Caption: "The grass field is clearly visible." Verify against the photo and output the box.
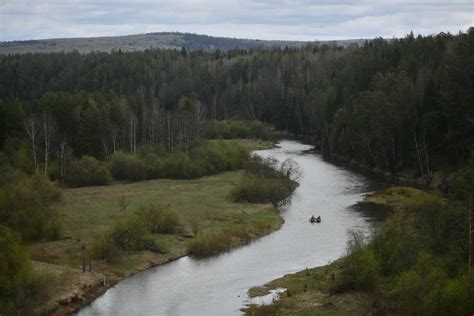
[29,140,282,315]
[56,171,275,241]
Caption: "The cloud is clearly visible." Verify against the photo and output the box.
[0,0,472,41]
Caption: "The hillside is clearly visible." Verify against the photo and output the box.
[0,32,365,54]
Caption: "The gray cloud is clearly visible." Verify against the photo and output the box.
[0,0,472,41]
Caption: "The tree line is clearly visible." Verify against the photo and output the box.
[0,30,472,177]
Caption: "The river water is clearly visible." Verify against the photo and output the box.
[79,140,386,316]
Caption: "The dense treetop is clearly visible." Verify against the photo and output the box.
[0,30,472,173]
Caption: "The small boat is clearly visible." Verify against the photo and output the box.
[310,216,321,223]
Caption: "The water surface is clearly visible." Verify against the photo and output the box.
[79,140,385,316]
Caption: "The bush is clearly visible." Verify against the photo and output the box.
[92,219,166,261]
[65,156,112,187]
[187,230,233,257]
[0,174,62,241]
[159,152,203,179]
[0,226,42,314]
[107,219,161,252]
[190,141,249,174]
[110,151,147,182]
[433,271,474,315]
[232,176,294,205]
[136,204,180,234]
[335,230,379,292]
[91,234,122,263]
[232,157,297,205]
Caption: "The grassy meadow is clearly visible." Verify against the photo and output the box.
[27,139,284,315]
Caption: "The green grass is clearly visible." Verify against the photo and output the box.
[55,170,276,242]
[31,169,283,314]
[363,186,446,212]
[28,139,280,314]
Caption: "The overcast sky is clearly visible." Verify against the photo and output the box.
[0,0,472,41]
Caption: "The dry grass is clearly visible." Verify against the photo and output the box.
[244,260,373,315]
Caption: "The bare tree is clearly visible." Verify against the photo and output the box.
[58,135,69,179]
[43,111,56,176]
[25,114,40,175]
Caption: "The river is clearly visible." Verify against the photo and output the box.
[78,140,386,316]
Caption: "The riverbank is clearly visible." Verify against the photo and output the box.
[243,185,472,315]
[30,139,284,315]
[243,259,373,315]
[326,153,457,193]
[241,187,411,315]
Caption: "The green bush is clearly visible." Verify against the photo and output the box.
[0,226,42,314]
[65,156,112,187]
[92,218,166,260]
[91,234,122,263]
[0,174,62,241]
[108,219,161,252]
[336,230,379,292]
[187,229,233,257]
[136,204,180,234]
[433,271,474,315]
[190,141,249,174]
[159,152,204,179]
[232,157,296,205]
[336,187,471,314]
[372,212,425,276]
[110,151,147,182]
[232,175,294,205]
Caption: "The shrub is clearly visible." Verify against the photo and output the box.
[92,218,166,260]
[232,175,294,205]
[339,247,379,291]
[0,174,62,241]
[372,212,425,276]
[0,226,42,314]
[159,152,203,179]
[91,234,122,263]
[433,271,474,315]
[136,204,180,234]
[110,151,147,182]
[232,157,297,205]
[333,230,379,292]
[65,156,112,187]
[187,229,233,257]
[107,219,161,252]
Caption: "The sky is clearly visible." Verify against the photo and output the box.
[0,0,472,42]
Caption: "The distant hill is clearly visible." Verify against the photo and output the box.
[0,32,366,55]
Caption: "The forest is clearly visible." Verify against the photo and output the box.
[0,30,473,177]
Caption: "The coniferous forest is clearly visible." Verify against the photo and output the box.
[1,30,472,175]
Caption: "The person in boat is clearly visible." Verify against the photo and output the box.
[316,216,321,223]
[310,215,316,223]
